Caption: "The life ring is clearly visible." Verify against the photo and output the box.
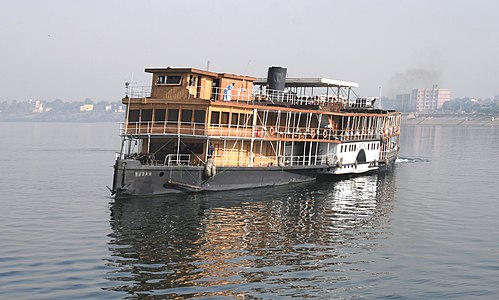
[204,159,214,177]
[269,126,275,136]
[256,129,262,138]
[323,129,328,139]
[311,129,316,138]
[326,154,336,166]
[336,157,343,168]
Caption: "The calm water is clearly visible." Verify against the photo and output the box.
[1,122,498,299]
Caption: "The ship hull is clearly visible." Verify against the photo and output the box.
[316,154,398,181]
[112,159,319,198]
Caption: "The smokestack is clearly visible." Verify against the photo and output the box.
[266,67,287,101]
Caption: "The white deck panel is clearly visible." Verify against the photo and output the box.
[254,77,359,88]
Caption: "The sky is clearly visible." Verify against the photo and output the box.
[1,0,498,102]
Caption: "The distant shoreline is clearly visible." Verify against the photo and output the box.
[0,113,124,123]
[402,113,498,127]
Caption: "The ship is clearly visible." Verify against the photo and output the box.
[110,66,401,197]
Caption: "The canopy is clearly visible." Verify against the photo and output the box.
[254,77,359,88]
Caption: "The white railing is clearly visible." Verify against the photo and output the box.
[206,85,351,106]
[125,86,151,98]
[120,150,327,168]
[164,154,191,166]
[120,121,399,143]
[124,84,374,108]
[212,154,328,168]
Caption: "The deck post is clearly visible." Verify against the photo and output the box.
[249,138,254,167]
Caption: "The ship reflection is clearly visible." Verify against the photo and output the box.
[105,174,397,298]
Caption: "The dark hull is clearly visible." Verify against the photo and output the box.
[112,149,399,198]
[112,159,319,198]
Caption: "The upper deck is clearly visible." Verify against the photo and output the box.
[123,67,379,112]
[120,67,401,144]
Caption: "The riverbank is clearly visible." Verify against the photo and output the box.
[402,114,498,126]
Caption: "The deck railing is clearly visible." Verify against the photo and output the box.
[125,85,373,108]
[120,121,399,142]
[126,152,328,168]
[212,154,328,168]
[164,154,191,166]
[125,86,152,98]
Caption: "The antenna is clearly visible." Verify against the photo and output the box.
[206,60,210,71]
[378,86,382,109]
[124,72,137,134]
[124,72,137,98]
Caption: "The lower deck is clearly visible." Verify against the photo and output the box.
[112,159,319,196]
[111,137,399,197]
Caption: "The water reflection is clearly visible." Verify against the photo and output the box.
[106,174,397,298]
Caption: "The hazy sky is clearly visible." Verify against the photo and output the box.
[1,0,498,102]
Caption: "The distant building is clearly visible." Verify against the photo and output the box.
[105,104,125,113]
[80,104,94,111]
[115,105,124,113]
[410,85,451,112]
[33,100,44,113]
[395,93,413,112]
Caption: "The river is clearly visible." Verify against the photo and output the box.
[0,123,498,299]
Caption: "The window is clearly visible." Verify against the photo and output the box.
[141,109,152,122]
[221,112,229,125]
[181,110,193,124]
[157,75,182,85]
[239,114,252,126]
[167,109,179,123]
[128,110,139,123]
[231,113,239,126]
[188,75,196,86]
[194,110,205,124]
[239,114,246,126]
[211,111,220,126]
[155,109,166,123]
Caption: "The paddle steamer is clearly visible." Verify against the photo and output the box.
[111,66,400,196]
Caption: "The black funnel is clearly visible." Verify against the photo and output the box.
[267,67,287,91]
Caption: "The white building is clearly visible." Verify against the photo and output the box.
[80,104,94,111]
[33,100,44,113]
